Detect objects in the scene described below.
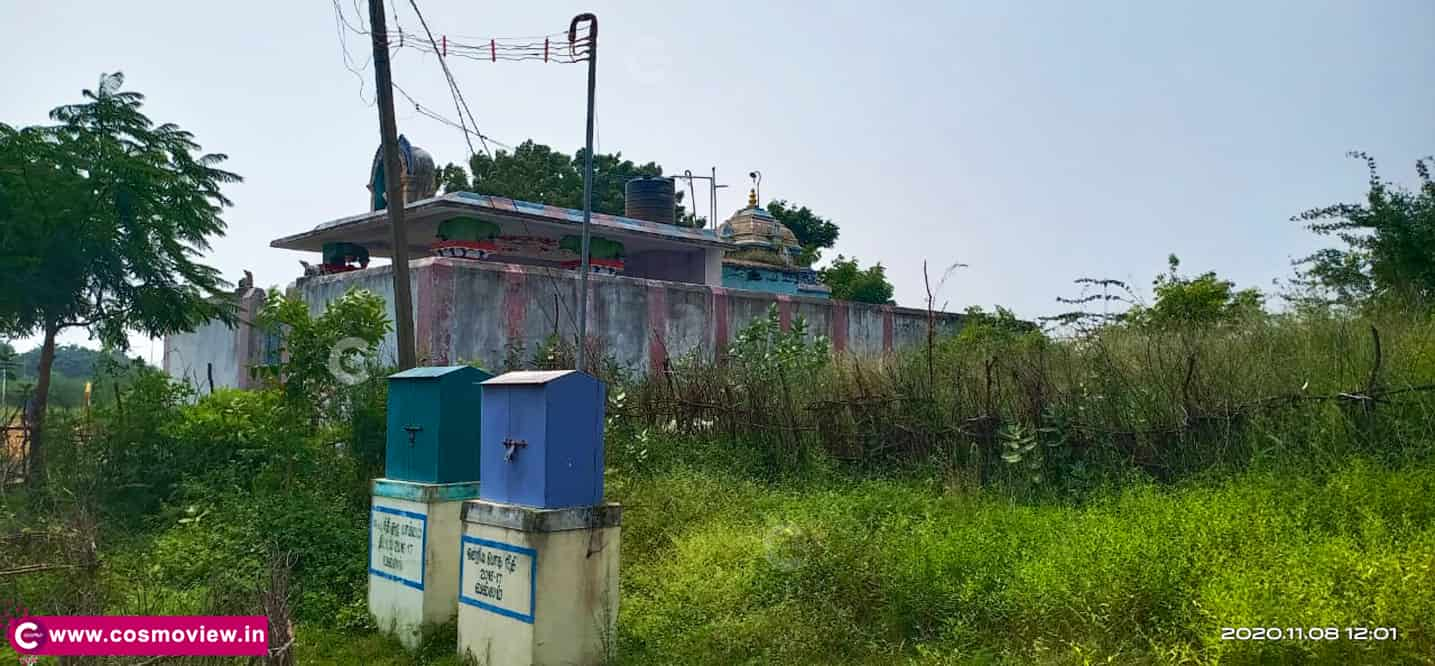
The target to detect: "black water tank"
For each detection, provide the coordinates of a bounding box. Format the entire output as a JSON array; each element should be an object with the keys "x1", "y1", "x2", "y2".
[{"x1": 625, "y1": 176, "x2": 676, "y2": 225}]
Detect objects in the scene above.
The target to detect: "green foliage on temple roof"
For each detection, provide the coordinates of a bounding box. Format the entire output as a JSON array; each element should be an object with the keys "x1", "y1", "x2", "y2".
[
  {"x1": 436, "y1": 217, "x2": 501, "y2": 242},
  {"x1": 559, "y1": 235, "x2": 625, "y2": 260}
]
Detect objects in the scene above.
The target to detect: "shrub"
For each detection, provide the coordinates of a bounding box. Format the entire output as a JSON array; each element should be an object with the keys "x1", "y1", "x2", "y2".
[
  {"x1": 39, "y1": 371, "x2": 191, "y2": 519},
  {"x1": 17, "y1": 290, "x2": 393, "y2": 629},
  {"x1": 624, "y1": 304, "x2": 1435, "y2": 485},
  {"x1": 254, "y1": 287, "x2": 391, "y2": 419},
  {"x1": 1127, "y1": 254, "x2": 1266, "y2": 328},
  {"x1": 133, "y1": 382, "x2": 370, "y2": 623}
]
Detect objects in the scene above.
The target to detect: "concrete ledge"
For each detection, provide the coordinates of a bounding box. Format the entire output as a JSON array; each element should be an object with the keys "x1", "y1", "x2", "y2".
[
  {"x1": 372, "y1": 478, "x2": 483, "y2": 503},
  {"x1": 462, "y1": 500, "x2": 622, "y2": 532}
]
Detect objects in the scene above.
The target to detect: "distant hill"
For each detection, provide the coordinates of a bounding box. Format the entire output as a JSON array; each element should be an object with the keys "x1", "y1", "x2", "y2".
[
  {"x1": 0, "y1": 342, "x2": 151, "y2": 410},
  {"x1": 12, "y1": 344, "x2": 139, "y2": 379}
]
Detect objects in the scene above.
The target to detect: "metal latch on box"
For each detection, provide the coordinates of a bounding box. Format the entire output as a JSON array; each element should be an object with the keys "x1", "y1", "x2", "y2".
[
  {"x1": 403, "y1": 424, "x2": 424, "y2": 447},
  {"x1": 502, "y1": 438, "x2": 527, "y2": 462}
]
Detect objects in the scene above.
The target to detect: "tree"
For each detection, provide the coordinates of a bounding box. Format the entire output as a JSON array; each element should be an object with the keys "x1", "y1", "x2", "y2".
[
  {"x1": 0, "y1": 72, "x2": 239, "y2": 482},
  {"x1": 819, "y1": 255, "x2": 895, "y2": 304},
  {"x1": 766, "y1": 200, "x2": 839, "y2": 266},
  {"x1": 1129, "y1": 255, "x2": 1264, "y2": 328},
  {"x1": 439, "y1": 139, "x2": 702, "y2": 224},
  {"x1": 437, "y1": 162, "x2": 470, "y2": 194},
  {"x1": 1290, "y1": 152, "x2": 1435, "y2": 307}
]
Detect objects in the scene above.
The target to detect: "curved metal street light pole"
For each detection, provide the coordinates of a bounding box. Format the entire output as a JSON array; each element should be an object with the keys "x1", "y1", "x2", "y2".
[{"x1": 571, "y1": 13, "x2": 598, "y2": 373}]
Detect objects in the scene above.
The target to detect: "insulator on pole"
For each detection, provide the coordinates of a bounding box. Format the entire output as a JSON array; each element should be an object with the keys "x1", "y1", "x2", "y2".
[
  {"x1": 441, "y1": 34, "x2": 447, "y2": 57},
  {"x1": 490, "y1": 38, "x2": 496, "y2": 62}
]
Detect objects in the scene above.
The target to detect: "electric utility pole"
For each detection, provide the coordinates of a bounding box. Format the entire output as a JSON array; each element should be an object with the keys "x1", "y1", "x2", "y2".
[
  {"x1": 572, "y1": 13, "x2": 597, "y2": 373},
  {"x1": 0, "y1": 354, "x2": 11, "y2": 415},
  {"x1": 369, "y1": 0, "x2": 417, "y2": 369}
]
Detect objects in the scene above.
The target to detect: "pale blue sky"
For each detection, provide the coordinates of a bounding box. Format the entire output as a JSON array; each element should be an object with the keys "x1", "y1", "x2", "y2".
[{"x1": 3, "y1": 0, "x2": 1433, "y2": 361}]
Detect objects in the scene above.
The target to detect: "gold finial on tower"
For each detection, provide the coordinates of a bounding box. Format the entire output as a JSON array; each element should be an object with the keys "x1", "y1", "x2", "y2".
[{"x1": 748, "y1": 188, "x2": 758, "y2": 208}]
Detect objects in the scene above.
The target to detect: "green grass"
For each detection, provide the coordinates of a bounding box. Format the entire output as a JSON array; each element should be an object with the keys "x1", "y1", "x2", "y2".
[
  {"x1": 608, "y1": 456, "x2": 1435, "y2": 664},
  {"x1": 291, "y1": 622, "x2": 467, "y2": 665},
  {"x1": 21, "y1": 448, "x2": 1434, "y2": 663},
  {"x1": 10, "y1": 446, "x2": 1426, "y2": 665}
]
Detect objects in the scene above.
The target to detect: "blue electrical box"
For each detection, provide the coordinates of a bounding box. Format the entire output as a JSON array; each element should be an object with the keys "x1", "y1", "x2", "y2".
[
  {"x1": 479, "y1": 370, "x2": 606, "y2": 508},
  {"x1": 385, "y1": 365, "x2": 493, "y2": 484}
]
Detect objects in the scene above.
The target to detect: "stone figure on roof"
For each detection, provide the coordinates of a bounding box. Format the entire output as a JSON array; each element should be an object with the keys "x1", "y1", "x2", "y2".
[{"x1": 368, "y1": 135, "x2": 438, "y2": 211}]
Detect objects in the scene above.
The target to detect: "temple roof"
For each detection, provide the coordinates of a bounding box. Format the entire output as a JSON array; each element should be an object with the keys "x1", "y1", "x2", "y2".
[
  {"x1": 716, "y1": 195, "x2": 803, "y2": 267},
  {"x1": 270, "y1": 191, "x2": 735, "y2": 257}
]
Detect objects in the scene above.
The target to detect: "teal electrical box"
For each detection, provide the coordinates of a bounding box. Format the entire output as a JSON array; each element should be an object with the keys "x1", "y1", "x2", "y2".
[{"x1": 384, "y1": 365, "x2": 493, "y2": 484}]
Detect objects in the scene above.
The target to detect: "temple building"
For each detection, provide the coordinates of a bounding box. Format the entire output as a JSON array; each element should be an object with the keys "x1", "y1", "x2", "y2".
[
  {"x1": 717, "y1": 189, "x2": 830, "y2": 298},
  {"x1": 275, "y1": 137, "x2": 728, "y2": 285},
  {"x1": 165, "y1": 138, "x2": 965, "y2": 391}
]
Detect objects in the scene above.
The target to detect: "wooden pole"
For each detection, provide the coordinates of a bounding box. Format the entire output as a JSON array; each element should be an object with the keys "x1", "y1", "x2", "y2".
[{"x1": 369, "y1": 0, "x2": 418, "y2": 369}]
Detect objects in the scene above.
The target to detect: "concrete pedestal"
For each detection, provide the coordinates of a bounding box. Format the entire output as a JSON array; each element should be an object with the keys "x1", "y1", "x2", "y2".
[
  {"x1": 457, "y1": 500, "x2": 622, "y2": 666},
  {"x1": 368, "y1": 479, "x2": 483, "y2": 649}
]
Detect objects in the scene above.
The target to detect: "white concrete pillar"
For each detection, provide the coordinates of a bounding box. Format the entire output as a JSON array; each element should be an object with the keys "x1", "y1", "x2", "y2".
[
  {"x1": 368, "y1": 478, "x2": 483, "y2": 649},
  {"x1": 456, "y1": 500, "x2": 622, "y2": 665}
]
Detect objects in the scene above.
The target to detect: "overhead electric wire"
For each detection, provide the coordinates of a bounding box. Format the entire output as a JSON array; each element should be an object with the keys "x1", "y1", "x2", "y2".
[
  {"x1": 404, "y1": 0, "x2": 489, "y2": 158},
  {"x1": 330, "y1": 1, "x2": 596, "y2": 344},
  {"x1": 393, "y1": 34, "x2": 592, "y2": 63},
  {"x1": 331, "y1": 0, "x2": 375, "y2": 105},
  {"x1": 391, "y1": 82, "x2": 511, "y2": 151},
  {"x1": 332, "y1": 4, "x2": 592, "y2": 69},
  {"x1": 333, "y1": 0, "x2": 368, "y2": 34},
  {"x1": 330, "y1": 0, "x2": 591, "y2": 62},
  {"x1": 388, "y1": 10, "x2": 582, "y2": 345}
]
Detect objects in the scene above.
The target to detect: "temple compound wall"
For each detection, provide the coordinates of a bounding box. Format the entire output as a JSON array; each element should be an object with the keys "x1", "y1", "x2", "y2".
[
  {"x1": 162, "y1": 287, "x2": 269, "y2": 394},
  {"x1": 164, "y1": 257, "x2": 963, "y2": 391}
]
